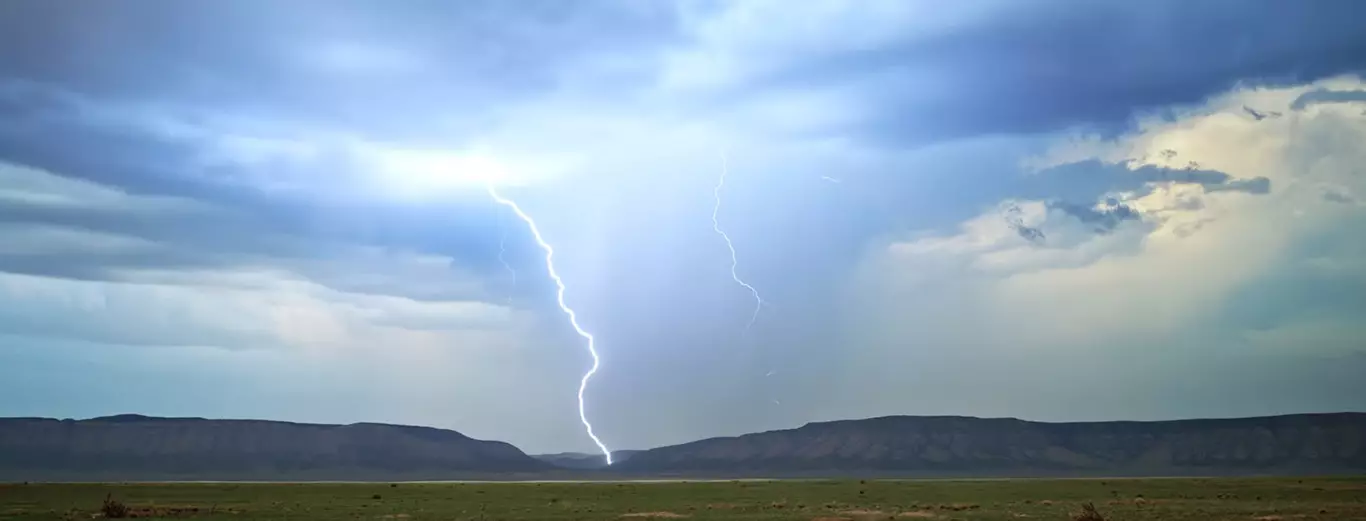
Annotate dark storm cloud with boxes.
[0,80,550,302]
[1207,177,1272,195]
[2,0,1363,453]
[750,0,1366,143]
[1242,106,1282,121]
[1048,199,1141,234]
[1002,203,1046,244]
[1290,88,1366,110]
[0,0,681,307]
[1032,160,1273,200]
[0,0,684,141]
[1134,164,1273,195]
[0,197,552,306]
[1323,188,1357,205]
[0,155,544,304]
[873,158,1269,245]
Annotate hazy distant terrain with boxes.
[531,451,641,470]
[2,413,1364,481]
[618,413,1366,476]
[0,414,551,481]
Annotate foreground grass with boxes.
[1,477,1364,520]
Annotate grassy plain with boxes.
[1,477,1363,521]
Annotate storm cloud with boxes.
[2,1,1364,453]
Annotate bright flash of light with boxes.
[486,184,614,465]
[712,152,765,332]
[378,150,508,196]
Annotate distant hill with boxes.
[0,414,552,481]
[5,413,1365,480]
[532,450,642,470]
[616,413,1366,477]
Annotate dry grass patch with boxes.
[96,506,208,519]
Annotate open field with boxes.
[2,477,1364,521]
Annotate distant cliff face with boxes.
[0,415,551,481]
[617,413,1366,476]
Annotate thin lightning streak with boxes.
[712,153,765,332]
[497,216,516,305]
[486,184,613,465]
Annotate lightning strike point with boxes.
[486,184,613,465]
[712,153,765,332]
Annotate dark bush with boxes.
[1072,502,1105,521]
[101,495,130,519]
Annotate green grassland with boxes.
[2,477,1363,521]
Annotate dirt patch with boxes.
[897,511,938,518]
[811,517,854,521]
[841,509,886,516]
[380,515,411,519]
[937,504,980,511]
[621,512,689,518]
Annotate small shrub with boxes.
[101,495,130,519]
[1072,502,1105,521]
[372,494,383,500]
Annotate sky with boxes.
[2,0,1366,455]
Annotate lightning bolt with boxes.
[712,153,765,332]
[496,215,516,305]
[486,184,613,465]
